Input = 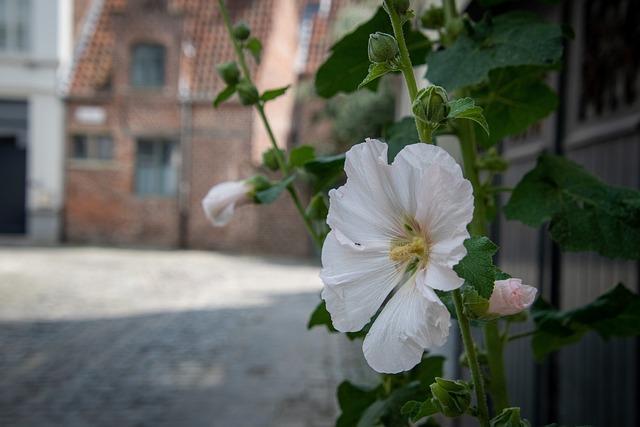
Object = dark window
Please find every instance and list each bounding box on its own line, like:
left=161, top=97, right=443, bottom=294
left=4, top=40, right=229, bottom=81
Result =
left=135, top=138, right=178, bottom=196
left=71, top=135, right=113, bottom=161
left=131, top=43, right=165, bottom=88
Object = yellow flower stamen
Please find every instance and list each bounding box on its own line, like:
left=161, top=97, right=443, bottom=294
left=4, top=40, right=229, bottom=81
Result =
left=389, top=236, right=429, bottom=264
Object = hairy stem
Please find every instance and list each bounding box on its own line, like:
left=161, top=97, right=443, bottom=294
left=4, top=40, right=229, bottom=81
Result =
left=452, top=289, right=490, bottom=427
left=384, top=1, right=432, bottom=143
left=217, top=0, right=323, bottom=249
left=483, top=321, right=509, bottom=412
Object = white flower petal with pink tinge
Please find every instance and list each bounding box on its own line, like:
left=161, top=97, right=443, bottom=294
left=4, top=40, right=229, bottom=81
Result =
left=320, top=139, right=474, bottom=373
left=488, top=278, right=537, bottom=316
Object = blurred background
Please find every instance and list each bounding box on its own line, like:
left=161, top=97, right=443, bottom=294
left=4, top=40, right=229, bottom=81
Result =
left=0, top=0, right=638, bottom=426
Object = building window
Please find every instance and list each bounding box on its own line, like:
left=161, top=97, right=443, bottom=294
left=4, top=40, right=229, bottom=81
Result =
left=0, top=0, right=30, bottom=53
left=135, top=139, right=178, bottom=196
left=71, top=135, right=114, bottom=161
left=131, top=43, right=165, bottom=88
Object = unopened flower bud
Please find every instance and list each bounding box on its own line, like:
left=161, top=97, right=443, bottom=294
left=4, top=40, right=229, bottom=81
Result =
left=412, top=85, right=450, bottom=127
left=201, top=175, right=272, bottom=227
left=216, top=61, right=240, bottom=86
left=368, top=32, right=399, bottom=64
left=421, top=6, right=444, bottom=29
left=490, top=407, right=531, bottom=427
left=390, top=0, right=410, bottom=14
left=488, top=278, right=537, bottom=316
left=232, top=21, right=251, bottom=41
left=429, top=377, right=471, bottom=418
left=236, top=80, right=260, bottom=105
left=262, top=147, right=285, bottom=171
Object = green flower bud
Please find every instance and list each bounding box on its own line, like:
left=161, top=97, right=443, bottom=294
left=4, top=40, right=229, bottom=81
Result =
left=477, top=147, right=509, bottom=172
left=368, top=32, right=399, bottom=64
left=236, top=80, right=260, bottom=105
left=232, top=21, right=251, bottom=41
left=412, top=85, right=450, bottom=128
left=489, top=407, right=531, bottom=427
left=429, top=378, right=471, bottom=418
left=262, top=147, right=285, bottom=171
left=216, top=61, right=241, bottom=86
left=390, top=0, right=410, bottom=14
left=420, top=6, right=444, bottom=29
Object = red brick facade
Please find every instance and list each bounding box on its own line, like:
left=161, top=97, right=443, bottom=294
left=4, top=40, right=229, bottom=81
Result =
left=64, top=0, right=318, bottom=255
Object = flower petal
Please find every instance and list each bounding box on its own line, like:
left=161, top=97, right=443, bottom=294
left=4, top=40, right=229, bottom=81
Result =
left=393, top=143, right=464, bottom=180
left=417, top=261, right=464, bottom=292
left=362, top=282, right=451, bottom=373
left=327, top=139, right=405, bottom=247
left=201, top=180, right=252, bottom=226
left=320, top=231, right=400, bottom=332
left=415, top=165, right=474, bottom=249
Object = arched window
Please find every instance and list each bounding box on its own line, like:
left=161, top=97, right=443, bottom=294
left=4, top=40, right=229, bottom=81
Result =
left=131, top=43, right=165, bottom=88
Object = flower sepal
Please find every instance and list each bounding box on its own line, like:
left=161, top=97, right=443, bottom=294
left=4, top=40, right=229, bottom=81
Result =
left=489, top=407, right=531, bottom=427
left=429, top=377, right=472, bottom=417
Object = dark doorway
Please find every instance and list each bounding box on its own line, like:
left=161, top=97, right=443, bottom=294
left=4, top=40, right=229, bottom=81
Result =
left=0, top=135, right=27, bottom=234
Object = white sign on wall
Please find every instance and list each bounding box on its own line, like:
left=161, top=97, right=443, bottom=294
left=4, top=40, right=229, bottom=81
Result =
left=75, top=106, right=106, bottom=125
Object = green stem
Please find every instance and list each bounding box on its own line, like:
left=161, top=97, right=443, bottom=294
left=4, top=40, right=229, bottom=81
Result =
left=452, top=289, right=490, bottom=427
left=217, top=0, right=323, bottom=250
left=384, top=1, right=432, bottom=143
left=483, top=321, right=509, bottom=412
left=457, top=120, right=487, bottom=236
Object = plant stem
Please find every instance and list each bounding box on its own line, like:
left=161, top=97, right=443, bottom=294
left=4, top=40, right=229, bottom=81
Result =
left=384, top=1, right=432, bottom=143
left=483, top=321, right=509, bottom=412
left=217, top=0, right=323, bottom=250
left=452, top=289, right=490, bottom=427
left=457, top=120, right=487, bottom=236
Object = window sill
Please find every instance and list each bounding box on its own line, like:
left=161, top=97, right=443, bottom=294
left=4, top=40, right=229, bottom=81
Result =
left=67, top=159, right=117, bottom=170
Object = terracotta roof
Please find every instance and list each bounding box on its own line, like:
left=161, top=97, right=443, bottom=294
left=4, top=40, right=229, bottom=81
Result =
left=70, top=0, right=276, bottom=97
left=69, top=0, right=351, bottom=97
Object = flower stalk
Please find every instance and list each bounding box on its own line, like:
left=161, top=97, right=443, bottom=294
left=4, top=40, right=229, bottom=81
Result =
left=383, top=0, right=432, bottom=143
left=217, top=0, right=323, bottom=249
left=483, top=321, right=509, bottom=412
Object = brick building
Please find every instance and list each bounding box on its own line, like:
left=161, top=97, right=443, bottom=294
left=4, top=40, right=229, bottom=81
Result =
left=64, top=0, right=344, bottom=255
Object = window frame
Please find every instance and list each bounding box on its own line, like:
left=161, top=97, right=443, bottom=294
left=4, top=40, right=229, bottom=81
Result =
left=130, top=42, right=166, bottom=89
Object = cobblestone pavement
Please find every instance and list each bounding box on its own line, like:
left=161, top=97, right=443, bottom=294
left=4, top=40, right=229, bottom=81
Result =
left=0, top=246, right=372, bottom=427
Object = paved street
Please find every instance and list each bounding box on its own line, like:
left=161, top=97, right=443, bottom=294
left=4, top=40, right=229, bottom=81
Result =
left=0, top=246, right=372, bottom=427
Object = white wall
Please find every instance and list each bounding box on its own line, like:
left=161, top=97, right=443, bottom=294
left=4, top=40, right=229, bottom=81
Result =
left=0, top=0, right=72, bottom=242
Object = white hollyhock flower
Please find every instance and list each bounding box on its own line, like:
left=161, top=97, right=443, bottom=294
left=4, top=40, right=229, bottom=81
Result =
left=320, top=139, right=474, bottom=374
left=202, top=180, right=253, bottom=226
left=488, top=278, right=537, bottom=316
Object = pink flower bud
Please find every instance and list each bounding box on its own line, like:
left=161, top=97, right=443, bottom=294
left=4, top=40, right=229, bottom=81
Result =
left=201, top=180, right=252, bottom=226
left=488, top=278, right=537, bottom=316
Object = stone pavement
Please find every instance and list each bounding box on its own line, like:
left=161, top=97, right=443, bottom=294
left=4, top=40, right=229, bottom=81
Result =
left=0, top=246, right=373, bottom=427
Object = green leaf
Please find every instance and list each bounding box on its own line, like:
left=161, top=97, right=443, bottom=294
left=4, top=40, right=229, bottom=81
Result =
left=412, top=354, right=445, bottom=388
left=453, top=236, right=506, bottom=299
left=505, top=153, right=640, bottom=259
left=305, top=193, right=328, bottom=221
left=357, top=382, right=424, bottom=427
left=261, top=85, right=290, bottom=102
left=472, top=66, right=558, bottom=147
left=245, top=37, right=262, bottom=63
left=401, top=399, right=439, bottom=422
left=384, top=117, right=420, bottom=163
left=307, top=300, right=336, bottom=332
left=358, top=62, right=395, bottom=89
left=303, top=153, right=346, bottom=192
left=315, top=7, right=431, bottom=98
left=255, top=175, right=295, bottom=204
left=426, top=12, right=564, bottom=91
left=335, top=381, right=381, bottom=427
left=530, top=284, right=640, bottom=360
left=213, top=85, right=235, bottom=107
left=288, top=145, right=315, bottom=168
left=446, top=97, right=489, bottom=136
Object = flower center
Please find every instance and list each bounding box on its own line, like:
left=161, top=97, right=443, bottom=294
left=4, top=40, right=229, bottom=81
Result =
left=389, top=236, right=429, bottom=264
